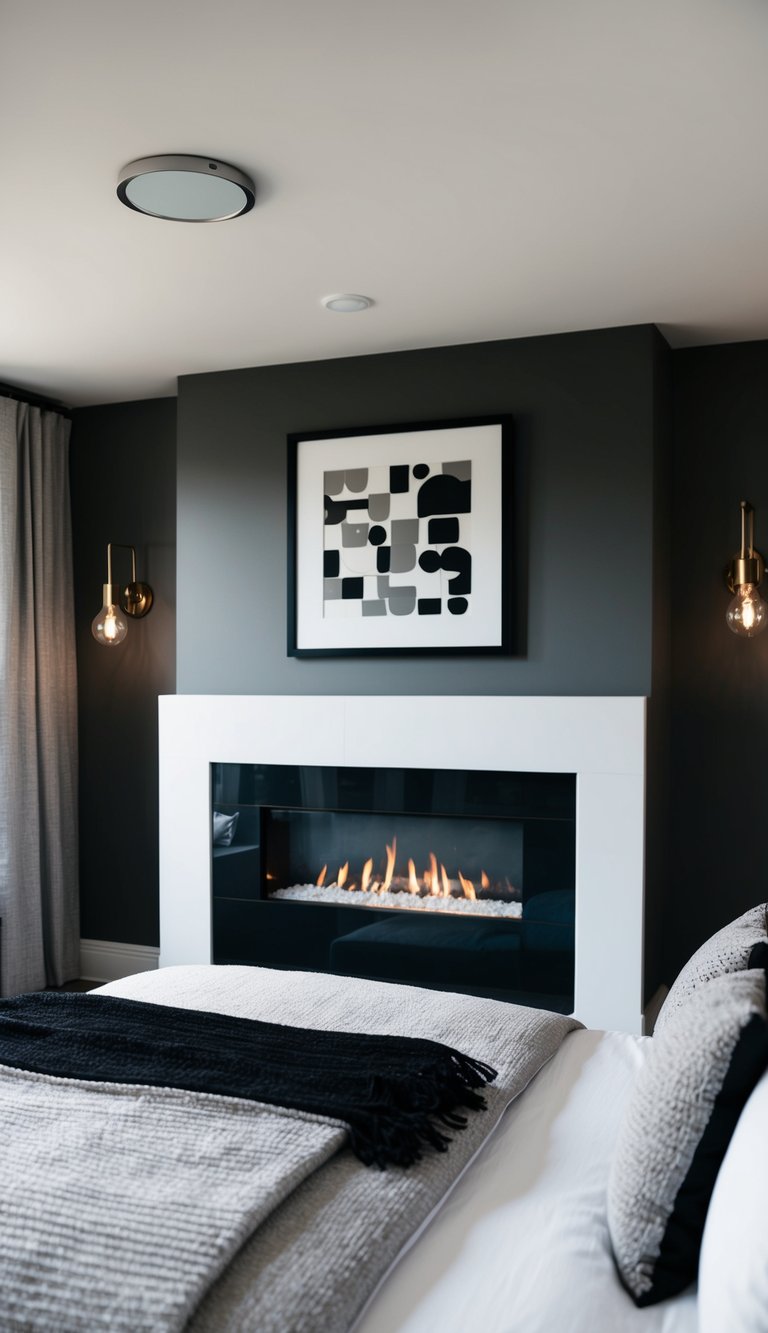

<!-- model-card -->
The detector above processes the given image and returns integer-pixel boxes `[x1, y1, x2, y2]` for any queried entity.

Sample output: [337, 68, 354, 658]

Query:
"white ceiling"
[3, 0, 768, 407]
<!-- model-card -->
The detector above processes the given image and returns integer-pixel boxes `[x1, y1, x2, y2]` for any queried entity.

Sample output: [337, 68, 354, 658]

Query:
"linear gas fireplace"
[159, 696, 646, 1032]
[211, 763, 576, 1011]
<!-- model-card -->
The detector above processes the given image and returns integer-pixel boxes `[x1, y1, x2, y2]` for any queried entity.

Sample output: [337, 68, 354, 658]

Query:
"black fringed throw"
[0, 992, 496, 1169]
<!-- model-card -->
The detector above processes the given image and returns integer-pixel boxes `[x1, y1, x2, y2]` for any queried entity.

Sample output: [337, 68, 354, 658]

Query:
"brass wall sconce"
[725, 501, 768, 637]
[91, 543, 154, 647]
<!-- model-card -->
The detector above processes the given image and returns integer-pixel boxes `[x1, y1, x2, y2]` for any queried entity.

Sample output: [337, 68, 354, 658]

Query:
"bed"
[1, 905, 766, 1332]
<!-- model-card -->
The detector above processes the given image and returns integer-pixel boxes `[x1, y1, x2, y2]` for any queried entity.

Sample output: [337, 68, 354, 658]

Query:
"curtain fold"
[0, 395, 79, 995]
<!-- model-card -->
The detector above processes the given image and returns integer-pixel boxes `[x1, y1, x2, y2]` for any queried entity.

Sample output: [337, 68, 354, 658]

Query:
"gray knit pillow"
[655, 904, 768, 1036]
[607, 967, 768, 1306]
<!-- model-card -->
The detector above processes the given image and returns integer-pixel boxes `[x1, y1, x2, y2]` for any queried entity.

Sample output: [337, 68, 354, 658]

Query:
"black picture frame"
[287, 415, 514, 657]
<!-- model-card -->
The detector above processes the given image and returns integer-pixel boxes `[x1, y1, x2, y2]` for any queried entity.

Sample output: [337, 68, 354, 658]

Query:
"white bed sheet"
[356, 1028, 698, 1333]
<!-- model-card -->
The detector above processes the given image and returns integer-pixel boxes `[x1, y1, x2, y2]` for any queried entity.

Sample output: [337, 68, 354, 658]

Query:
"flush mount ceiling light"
[117, 154, 255, 222]
[321, 294, 373, 313]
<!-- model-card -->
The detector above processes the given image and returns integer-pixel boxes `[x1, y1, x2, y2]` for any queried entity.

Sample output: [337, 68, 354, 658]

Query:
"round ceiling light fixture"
[117, 154, 255, 222]
[321, 293, 373, 313]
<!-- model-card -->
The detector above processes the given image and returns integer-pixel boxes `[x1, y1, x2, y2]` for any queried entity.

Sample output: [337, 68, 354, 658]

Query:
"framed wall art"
[287, 416, 514, 657]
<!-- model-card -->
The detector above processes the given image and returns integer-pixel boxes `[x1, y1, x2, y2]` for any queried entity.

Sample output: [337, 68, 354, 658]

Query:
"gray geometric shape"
[388, 587, 417, 616]
[391, 518, 419, 545]
[362, 599, 387, 617]
[442, 459, 472, 482]
[341, 521, 369, 547]
[368, 493, 391, 521]
[377, 576, 390, 598]
[345, 468, 369, 494]
[389, 543, 416, 573]
[323, 579, 343, 600]
[324, 470, 345, 496]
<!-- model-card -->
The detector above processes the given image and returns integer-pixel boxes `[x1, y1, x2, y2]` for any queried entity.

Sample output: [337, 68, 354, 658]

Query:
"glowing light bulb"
[725, 583, 768, 637]
[91, 585, 128, 646]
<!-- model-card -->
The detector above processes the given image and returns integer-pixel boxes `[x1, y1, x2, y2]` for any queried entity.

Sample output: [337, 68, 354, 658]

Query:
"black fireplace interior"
[211, 763, 576, 1012]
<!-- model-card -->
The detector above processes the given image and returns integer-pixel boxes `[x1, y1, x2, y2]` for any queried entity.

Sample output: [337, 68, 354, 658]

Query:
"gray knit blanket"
[1, 965, 580, 1332]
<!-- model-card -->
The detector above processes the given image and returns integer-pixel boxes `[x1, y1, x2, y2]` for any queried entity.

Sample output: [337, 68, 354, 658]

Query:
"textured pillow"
[698, 1064, 768, 1333]
[212, 810, 239, 847]
[655, 903, 768, 1036]
[607, 967, 768, 1306]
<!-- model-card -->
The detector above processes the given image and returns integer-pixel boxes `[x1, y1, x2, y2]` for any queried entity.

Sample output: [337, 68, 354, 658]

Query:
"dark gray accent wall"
[668, 341, 768, 982]
[70, 398, 176, 947]
[177, 327, 661, 696]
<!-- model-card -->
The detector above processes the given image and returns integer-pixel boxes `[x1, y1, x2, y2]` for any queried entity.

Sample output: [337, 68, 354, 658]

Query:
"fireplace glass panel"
[211, 763, 576, 1012]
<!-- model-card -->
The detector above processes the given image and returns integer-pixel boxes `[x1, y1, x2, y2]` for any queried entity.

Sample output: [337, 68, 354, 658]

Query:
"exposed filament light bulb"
[726, 583, 768, 637]
[91, 585, 128, 646]
[725, 501, 768, 638]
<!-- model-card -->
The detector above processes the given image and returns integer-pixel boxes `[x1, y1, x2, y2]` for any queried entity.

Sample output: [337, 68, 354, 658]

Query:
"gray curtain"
[0, 396, 79, 994]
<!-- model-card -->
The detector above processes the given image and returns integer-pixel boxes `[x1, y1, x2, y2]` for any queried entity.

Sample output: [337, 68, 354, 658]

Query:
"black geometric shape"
[369, 525, 387, 546]
[441, 546, 472, 595]
[416, 474, 471, 518]
[428, 516, 459, 545]
[413, 463, 429, 479]
[418, 550, 441, 574]
[341, 578, 364, 599]
[389, 465, 409, 494]
[417, 598, 441, 615]
[376, 546, 391, 574]
[447, 597, 468, 615]
[323, 550, 340, 578]
[324, 495, 369, 525]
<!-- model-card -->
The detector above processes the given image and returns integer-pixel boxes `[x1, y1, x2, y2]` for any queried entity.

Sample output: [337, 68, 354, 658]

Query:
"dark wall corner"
[70, 397, 177, 947]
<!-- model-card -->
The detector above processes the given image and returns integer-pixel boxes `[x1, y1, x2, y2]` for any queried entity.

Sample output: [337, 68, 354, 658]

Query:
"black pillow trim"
[748, 940, 768, 971]
[636, 1007, 768, 1306]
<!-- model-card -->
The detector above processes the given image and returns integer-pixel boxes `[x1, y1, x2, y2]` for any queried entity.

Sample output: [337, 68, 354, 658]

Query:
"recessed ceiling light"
[321, 294, 373, 313]
[117, 154, 255, 222]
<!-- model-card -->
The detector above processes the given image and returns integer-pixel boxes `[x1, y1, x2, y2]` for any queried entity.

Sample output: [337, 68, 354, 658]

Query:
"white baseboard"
[79, 938, 160, 984]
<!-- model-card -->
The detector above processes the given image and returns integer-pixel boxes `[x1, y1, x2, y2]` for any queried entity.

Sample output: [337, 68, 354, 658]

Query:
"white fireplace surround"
[159, 695, 646, 1033]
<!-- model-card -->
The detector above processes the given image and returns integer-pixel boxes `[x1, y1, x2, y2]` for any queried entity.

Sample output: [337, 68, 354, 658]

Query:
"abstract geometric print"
[323, 459, 472, 619]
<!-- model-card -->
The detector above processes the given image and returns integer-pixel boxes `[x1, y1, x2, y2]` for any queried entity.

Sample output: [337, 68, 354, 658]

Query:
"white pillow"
[698, 1065, 768, 1333]
[212, 810, 239, 846]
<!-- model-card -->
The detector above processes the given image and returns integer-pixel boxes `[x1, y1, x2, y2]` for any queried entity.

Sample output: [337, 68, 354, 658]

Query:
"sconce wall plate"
[122, 581, 153, 618]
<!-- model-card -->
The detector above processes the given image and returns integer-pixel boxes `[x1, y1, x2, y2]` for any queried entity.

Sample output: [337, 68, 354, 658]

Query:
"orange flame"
[481, 870, 490, 891]
[407, 858, 420, 894]
[361, 857, 373, 893]
[440, 862, 451, 897]
[337, 861, 349, 888]
[316, 864, 327, 887]
[458, 870, 476, 901]
[382, 839, 397, 892]
[428, 852, 439, 895]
